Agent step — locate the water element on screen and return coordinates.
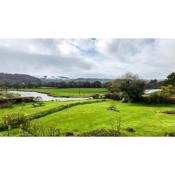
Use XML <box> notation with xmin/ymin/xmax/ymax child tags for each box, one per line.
<box><xmin>9</xmin><ymin>91</ymin><xmax>90</xmax><ymax>101</ymax></box>
<box><xmin>144</xmin><ymin>89</ymin><xmax>161</xmax><ymax>95</ymax></box>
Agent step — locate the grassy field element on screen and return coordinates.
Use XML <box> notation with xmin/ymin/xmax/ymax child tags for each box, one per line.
<box><xmin>0</xmin><ymin>100</ymin><xmax>94</xmax><ymax>122</ymax></box>
<box><xmin>20</xmin><ymin>88</ymin><xmax>107</xmax><ymax>97</ymax></box>
<box><xmin>1</xmin><ymin>99</ymin><xmax>175</xmax><ymax>136</ymax></box>
<box><xmin>31</xmin><ymin>101</ymin><xmax>175</xmax><ymax>136</ymax></box>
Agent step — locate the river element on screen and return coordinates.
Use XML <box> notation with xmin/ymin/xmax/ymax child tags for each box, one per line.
<box><xmin>9</xmin><ymin>91</ymin><xmax>90</xmax><ymax>101</ymax></box>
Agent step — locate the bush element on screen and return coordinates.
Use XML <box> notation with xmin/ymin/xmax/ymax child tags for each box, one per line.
<box><xmin>81</xmin><ymin>129</ymin><xmax>120</xmax><ymax>136</ymax></box>
<box><xmin>165</xmin><ymin>132</ymin><xmax>175</xmax><ymax>137</ymax></box>
<box><xmin>0</xmin><ymin>97</ymin><xmax>34</xmax><ymax>105</ymax></box>
<box><xmin>105</xmin><ymin>92</ymin><xmax>123</xmax><ymax>100</ymax></box>
<box><xmin>24</xmin><ymin>121</ymin><xmax>60</xmax><ymax>136</ymax></box>
<box><xmin>3</xmin><ymin>113</ymin><xmax>26</xmax><ymax>127</ymax></box>
<box><xmin>32</xmin><ymin>96</ymin><xmax>44</xmax><ymax>107</ymax></box>
<box><xmin>92</xmin><ymin>94</ymin><xmax>101</xmax><ymax>99</ymax></box>
<box><xmin>143</xmin><ymin>93</ymin><xmax>170</xmax><ymax>104</ymax></box>
<box><xmin>64</xmin><ymin>132</ymin><xmax>74</xmax><ymax>136</ymax></box>
<box><xmin>125</xmin><ymin>127</ymin><xmax>135</xmax><ymax>132</ymax></box>
<box><xmin>0</xmin><ymin>101</ymin><xmax>14</xmax><ymax>108</ymax></box>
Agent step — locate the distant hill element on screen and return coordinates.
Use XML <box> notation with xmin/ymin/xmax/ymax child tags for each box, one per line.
<box><xmin>73</xmin><ymin>78</ymin><xmax>112</xmax><ymax>83</ymax></box>
<box><xmin>35</xmin><ymin>75</ymin><xmax>112</xmax><ymax>83</ymax></box>
<box><xmin>0</xmin><ymin>73</ymin><xmax>41</xmax><ymax>84</ymax></box>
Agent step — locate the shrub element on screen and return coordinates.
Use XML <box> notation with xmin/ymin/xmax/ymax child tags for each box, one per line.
<box><xmin>24</xmin><ymin>121</ymin><xmax>60</xmax><ymax>136</ymax></box>
<box><xmin>125</xmin><ymin>127</ymin><xmax>135</xmax><ymax>132</ymax></box>
<box><xmin>92</xmin><ymin>94</ymin><xmax>101</xmax><ymax>99</ymax></box>
<box><xmin>105</xmin><ymin>92</ymin><xmax>123</xmax><ymax>100</ymax></box>
<box><xmin>81</xmin><ymin>129</ymin><xmax>120</xmax><ymax>136</ymax></box>
<box><xmin>165</xmin><ymin>132</ymin><xmax>175</xmax><ymax>137</ymax></box>
<box><xmin>143</xmin><ymin>93</ymin><xmax>169</xmax><ymax>104</ymax></box>
<box><xmin>64</xmin><ymin>132</ymin><xmax>74</xmax><ymax>136</ymax></box>
<box><xmin>3</xmin><ymin>113</ymin><xmax>26</xmax><ymax>127</ymax></box>
<box><xmin>32</xmin><ymin>96</ymin><xmax>44</xmax><ymax>107</ymax></box>
<box><xmin>160</xmin><ymin>85</ymin><xmax>175</xmax><ymax>97</ymax></box>
<box><xmin>0</xmin><ymin>101</ymin><xmax>14</xmax><ymax>108</ymax></box>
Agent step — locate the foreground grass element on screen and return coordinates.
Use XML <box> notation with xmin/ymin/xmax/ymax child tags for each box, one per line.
<box><xmin>0</xmin><ymin>100</ymin><xmax>95</xmax><ymax>122</ymax></box>
<box><xmin>1</xmin><ymin>99</ymin><xmax>175</xmax><ymax>136</ymax></box>
<box><xmin>20</xmin><ymin>88</ymin><xmax>107</xmax><ymax>97</ymax></box>
<box><xmin>31</xmin><ymin>101</ymin><xmax>175</xmax><ymax>136</ymax></box>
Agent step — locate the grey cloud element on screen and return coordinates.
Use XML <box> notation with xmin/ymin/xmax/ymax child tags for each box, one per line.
<box><xmin>0</xmin><ymin>45</ymin><xmax>94</xmax><ymax>77</ymax></box>
<box><xmin>0</xmin><ymin>38</ymin><xmax>175</xmax><ymax>79</ymax></box>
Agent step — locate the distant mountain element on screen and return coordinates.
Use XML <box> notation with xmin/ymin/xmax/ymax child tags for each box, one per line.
<box><xmin>72</xmin><ymin>78</ymin><xmax>112</xmax><ymax>83</ymax></box>
<box><xmin>0</xmin><ymin>73</ymin><xmax>41</xmax><ymax>84</ymax></box>
<box><xmin>35</xmin><ymin>75</ymin><xmax>111</xmax><ymax>83</ymax></box>
<box><xmin>35</xmin><ymin>75</ymin><xmax>70</xmax><ymax>81</ymax></box>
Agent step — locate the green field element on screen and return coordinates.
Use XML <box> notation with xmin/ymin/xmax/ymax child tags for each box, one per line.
<box><xmin>20</xmin><ymin>88</ymin><xmax>107</xmax><ymax>97</ymax></box>
<box><xmin>1</xmin><ymin>99</ymin><xmax>175</xmax><ymax>136</ymax></box>
<box><xmin>0</xmin><ymin>100</ymin><xmax>80</xmax><ymax>122</ymax></box>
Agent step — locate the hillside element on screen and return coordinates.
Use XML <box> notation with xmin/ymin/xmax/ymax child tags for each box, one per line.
<box><xmin>0</xmin><ymin>73</ymin><xmax>41</xmax><ymax>85</ymax></box>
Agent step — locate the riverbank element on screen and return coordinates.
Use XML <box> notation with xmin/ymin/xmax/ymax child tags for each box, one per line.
<box><xmin>19</xmin><ymin>87</ymin><xmax>108</xmax><ymax>98</ymax></box>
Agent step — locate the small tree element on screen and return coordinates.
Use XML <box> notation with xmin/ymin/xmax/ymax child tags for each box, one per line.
<box><xmin>32</xmin><ymin>96</ymin><xmax>44</xmax><ymax>107</ymax></box>
<box><xmin>108</xmin><ymin>102</ymin><xmax>121</xmax><ymax>134</ymax></box>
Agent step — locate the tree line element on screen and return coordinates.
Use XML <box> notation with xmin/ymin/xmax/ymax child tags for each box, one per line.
<box><xmin>0</xmin><ymin>80</ymin><xmax>104</xmax><ymax>89</ymax></box>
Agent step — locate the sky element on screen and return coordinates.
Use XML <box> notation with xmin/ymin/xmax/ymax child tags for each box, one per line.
<box><xmin>0</xmin><ymin>38</ymin><xmax>174</xmax><ymax>79</ymax></box>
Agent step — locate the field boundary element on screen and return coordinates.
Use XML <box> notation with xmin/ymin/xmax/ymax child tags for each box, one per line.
<box><xmin>0</xmin><ymin>99</ymin><xmax>106</xmax><ymax>131</ymax></box>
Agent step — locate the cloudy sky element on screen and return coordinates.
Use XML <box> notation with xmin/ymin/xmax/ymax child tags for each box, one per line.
<box><xmin>0</xmin><ymin>38</ymin><xmax>174</xmax><ymax>79</ymax></box>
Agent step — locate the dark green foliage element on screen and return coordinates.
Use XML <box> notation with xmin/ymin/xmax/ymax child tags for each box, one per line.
<box><xmin>142</xmin><ymin>93</ymin><xmax>175</xmax><ymax>104</ymax></box>
<box><xmin>64</xmin><ymin>132</ymin><xmax>74</xmax><ymax>136</ymax></box>
<box><xmin>108</xmin><ymin>73</ymin><xmax>145</xmax><ymax>102</ymax></box>
<box><xmin>125</xmin><ymin>127</ymin><xmax>135</xmax><ymax>132</ymax></box>
<box><xmin>165</xmin><ymin>132</ymin><xmax>175</xmax><ymax>137</ymax></box>
<box><xmin>81</xmin><ymin>129</ymin><xmax>120</xmax><ymax>136</ymax></box>
<box><xmin>165</xmin><ymin>72</ymin><xmax>175</xmax><ymax>85</ymax></box>
<box><xmin>119</xmin><ymin>79</ymin><xmax>145</xmax><ymax>102</ymax></box>
<box><xmin>105</xmin><ymin>92</ymin><xmax>123</xmax><ymax>100</ymax></box>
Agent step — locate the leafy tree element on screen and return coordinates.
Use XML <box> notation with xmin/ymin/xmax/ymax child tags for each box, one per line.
<box><xmin>119</xmin><ymin>79</ymin><xmax>145</xmax><ymax>102</ymax></box>
<box><xmin>110</xmin><ymin>73</ymin><xmax>145</xmax><ymax>102</ymax></box>
<box><xmin>166</xmin><ymin>72</ymin><xmax>175</xmax><ymax>85</ymax></box>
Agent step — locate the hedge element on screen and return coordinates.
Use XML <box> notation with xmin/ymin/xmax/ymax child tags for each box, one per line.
<box><xmin>0</xmin><ymin>99</ymin><xmax>106</xmax><ymax>132</ymax></box>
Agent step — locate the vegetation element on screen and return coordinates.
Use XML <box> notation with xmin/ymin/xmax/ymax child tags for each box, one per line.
<box><xmin>106</xmin><ymin>73</ymin><xmax>145</xmax><ymax>102</ymax></box>
<box><xmin>1</xmin><ymin>71</ymin><xmax>175</xmax><ymax>136</ymax></box>
<box><xmin>165</xmin><ymin>72</ymin><xmax>175</xmax><ymax>85</ymax></box>
<box><xmin>23</xmin><ymin>100</ymin><xmax>175</xmax><ymax>136</ymax></box>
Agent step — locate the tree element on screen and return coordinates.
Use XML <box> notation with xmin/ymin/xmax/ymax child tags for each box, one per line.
<box><xmin>166</xmin><ymin>72</ymin><xmax>175</xmax><ymax>85</ymax></box>
<box><xmin>119</xmin><ymin>79</ymin><xmax>145</xmax><ymax>102</ymax></box>
<box><xmin>110</xmin><ymin>73</ymin><xmax>145</xmax><ymax>102</ymax></box>
<box><xmin>93</xmin><ymin>81</ymin><xmax>102</xmax><ymax>88</ymax></box>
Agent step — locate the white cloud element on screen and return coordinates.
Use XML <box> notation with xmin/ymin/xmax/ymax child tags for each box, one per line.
<box><xmin>0</xmin><ymin>38</ymin><xmax>175</xmax><ymax>79</ymax></box>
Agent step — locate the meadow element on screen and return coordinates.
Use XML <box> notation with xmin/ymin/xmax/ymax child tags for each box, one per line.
<box><xmin>20</xmin><ymin>88</ymin><xmax>107</xmax><ymax>97</ymax></box>
<box><xmin>1</xmin><ymin>98</ymin><xmax>175</xmax><ymax>136</ymax></box>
